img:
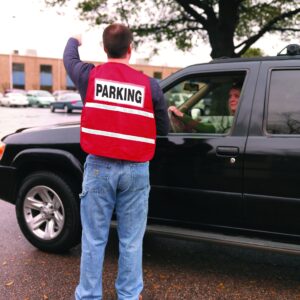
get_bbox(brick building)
[0,53,180,93]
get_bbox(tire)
[50,105,55,112]
[64,105,71,113]
[16,171,81,253]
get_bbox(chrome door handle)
[216,146,239,157]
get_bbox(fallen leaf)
[5,280,14,287]
[217,282,225,289]
[2,261,7,266]
[43,295,48,300]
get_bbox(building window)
[40,65,53,92]
[153,72,162,79]
[66,74,76,91]
[12,63,25,89]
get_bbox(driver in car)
[168,83,241,133]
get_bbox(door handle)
[216,146,239,157]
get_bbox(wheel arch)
[11,148,83,203]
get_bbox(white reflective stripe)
[82,127,155,144]
[85,102,154,118]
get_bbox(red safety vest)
[80,62,156,162]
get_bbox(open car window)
[164,72,246,134]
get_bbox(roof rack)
[277,44,300,56]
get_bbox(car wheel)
[16,171,81,253]
[50,106,55,112]
[64,105,70,113]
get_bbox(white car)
[0,92,29,107]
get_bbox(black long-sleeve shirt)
[63,38,169,135]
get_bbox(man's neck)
[107,58,130,65]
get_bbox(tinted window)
[40,65,52,92]
[267,70,300,134]
[61,93,81,101]
[165,72,246,134]
[12,63,25,89]
[66,74,76,91]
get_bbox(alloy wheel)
[23,185,65,240]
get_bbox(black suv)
[1,46,300,253]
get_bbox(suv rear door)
[244,59,300,236]
[149,61,260,229]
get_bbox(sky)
[0,0,298,68]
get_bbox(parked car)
[1,45,300,253]
[50,92,83,113]
[0,92,29,107]
[4,88,27,95]
[26,90,55,107]
[52,90,73,100]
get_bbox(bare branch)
[133,18,202,36]
[272,27,300,32]
[174,0,209,27]
[235,7,300,55]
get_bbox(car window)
[40,91,52,96]
[165,72,246,134]
[267,69,300,134]
[59,93,81,101]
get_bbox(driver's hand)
[168,106,184,118]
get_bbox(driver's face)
[228,88,240,115]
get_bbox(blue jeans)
[75,154,150,300]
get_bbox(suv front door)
[149,62,260,229]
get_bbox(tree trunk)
[208,29,237,58]
[207,0,240,58]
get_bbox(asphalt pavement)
[2,199,300,300]
[1,107,300,300]
[0,106,80,139]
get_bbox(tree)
[242,47,264,57]
[46,0,300,58]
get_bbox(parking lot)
[1,107,300,299]
[0,106,80,139]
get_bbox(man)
[168,83,242,133]
[63,24,169,300]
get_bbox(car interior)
[165,72,246,134]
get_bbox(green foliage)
[236,0,299,40]
[242,48,265,58]
[45,0,300,58]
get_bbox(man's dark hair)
[103,24,133,58]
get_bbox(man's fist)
[168,106,184,118]
[72,34,82,46]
